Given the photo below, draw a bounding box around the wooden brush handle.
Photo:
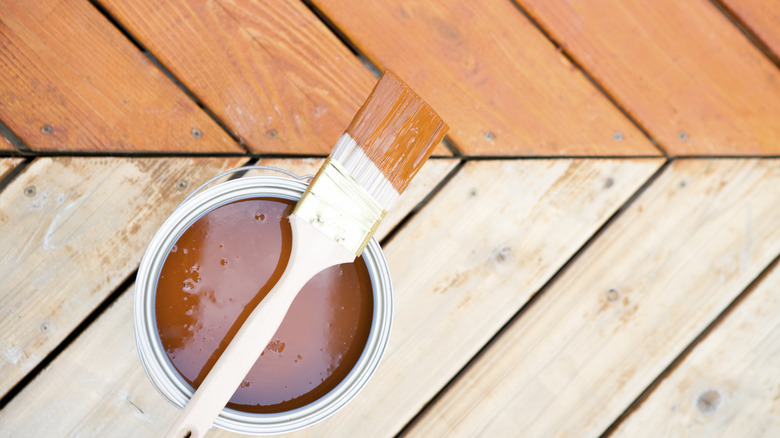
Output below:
[163,214,356,438]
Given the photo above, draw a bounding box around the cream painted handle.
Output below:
[163,214,356,438]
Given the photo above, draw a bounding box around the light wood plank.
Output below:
[613,262,780,437]
[720,0,780,63]
[0,159,661,437]
[0,157,247,397]
[0,132,15,151]
[409,159,780,437]
[0,0,239,152]
[0,288,174,437]
[0,157,460,437]
[250,157,459,240]
[283,158,663,436]
[0,158,22,179]
[516,0,780,155]
[310,0,659,156]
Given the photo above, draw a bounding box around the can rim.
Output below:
[134,172,393,434]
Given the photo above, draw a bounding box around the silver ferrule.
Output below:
[293,158,387,255]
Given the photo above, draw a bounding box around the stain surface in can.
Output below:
[155,197,374,413]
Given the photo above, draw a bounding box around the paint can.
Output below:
[134,166,393,434]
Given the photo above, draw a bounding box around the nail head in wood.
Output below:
[696,389,721,414]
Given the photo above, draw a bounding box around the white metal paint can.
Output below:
[134,166,392,434]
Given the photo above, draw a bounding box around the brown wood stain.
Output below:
[155,197,373,413]
[346,71,447,193]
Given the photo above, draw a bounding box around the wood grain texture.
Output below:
[0,287,175,438]
[0,157,247,398]
[215,0,450,157]
[613,262,780,437]
[98,0,447,156]
[0,158,22,179]
[0,158,459,437]
[251,157,459,240]
[0,0,239,152]
[408,159,780,437]
[719,0,780,63]
[516,0,780,155]
[280,158,662,437]
[0,132,15,151]
[309,0,659,156]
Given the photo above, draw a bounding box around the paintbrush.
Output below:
[164,70,448,438]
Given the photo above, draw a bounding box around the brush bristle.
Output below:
[330,133,400,209]
[342,70,448,196]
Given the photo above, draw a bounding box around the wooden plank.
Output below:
[0,130,15,151]
[408,159,780,437]
[282,158,663,436]
[0,156,247,398]
[719,0,780,63]
[0,0,239,152]
[515,0,780,156]
[613,262,780,437]
[217,0,449,158]
[0,158,22,180]
[0,288,174,437]
[249,157,459,240]
[0,158,462,437]
[97,0,445,156]
[214,0,451,157]
[0,159,661,437]
[309,0,659,156]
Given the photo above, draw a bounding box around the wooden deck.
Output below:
[1,0,779,436]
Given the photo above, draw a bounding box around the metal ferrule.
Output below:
[293,158,387,255]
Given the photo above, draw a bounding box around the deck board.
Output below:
[0,158,459,437]
[0,287,170,437]
[310,0,659,156]
[285,158,663,436]
[97,0,449,155]
[0,0,239,152]
[0,136,15,151]
[408,159,780,437]
[0,159,660,437]
[0,157,247,398]
[719,0,780,62]
[613,262,780,437]
[515,0,780,156]
[0,0,776,435]
[0,158,22,179]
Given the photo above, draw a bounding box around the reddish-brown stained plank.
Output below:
[0,158,22,178]
[719,0,780,63]
[215,0,451,156]
[309,0,658,156]
[99,0,447,156]
[0,131,15,151]
[515,0,780,155]
[0,0,239,152]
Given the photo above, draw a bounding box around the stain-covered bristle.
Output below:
[344,71,448,194]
